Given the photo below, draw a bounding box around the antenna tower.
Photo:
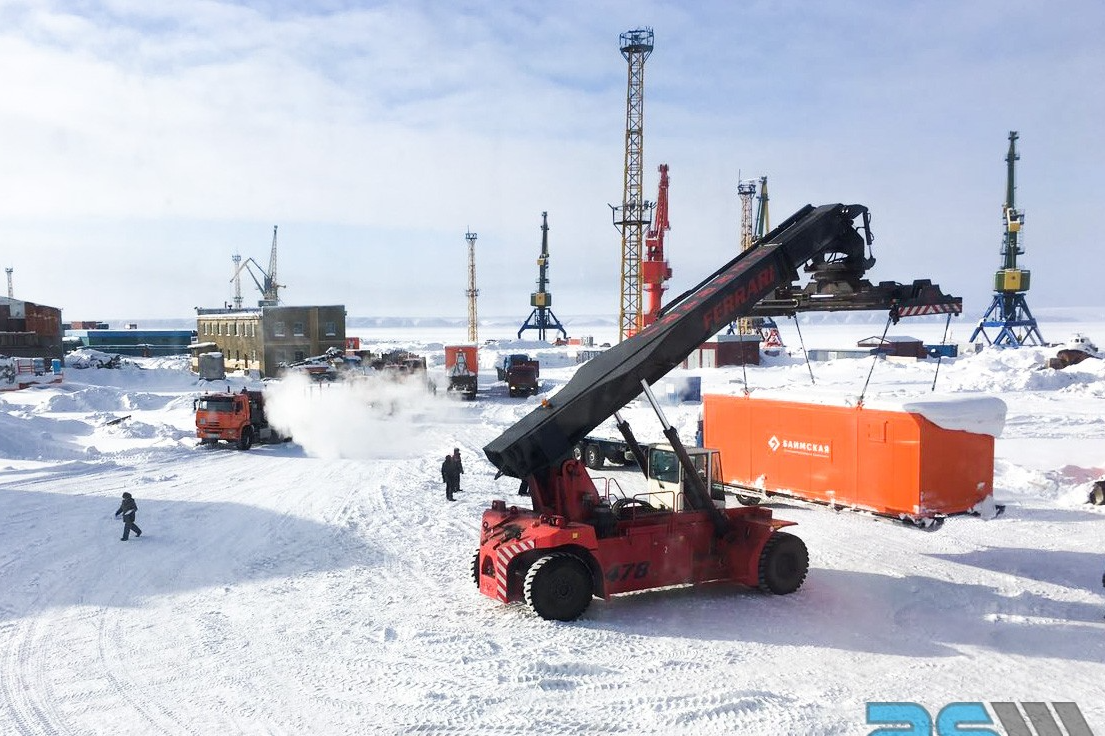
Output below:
[969,131,1044,347]
[465,230,479,343]
[611,27,654,342]
[231,253,243,309]
[4,267,12,298]
[518,212,567,341]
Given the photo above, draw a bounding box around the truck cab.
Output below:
[195,388,284,450]
[642,444,726,511]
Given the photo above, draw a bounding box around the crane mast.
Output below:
[640,164,672,330]
[518,212,567,341]
[612,28,654,342]
[265,225,280,305]
[466,231,479,343]
[228,226,283,308]
[734,178,759,336]
[231,253,243,309]
[969,131,1044,346]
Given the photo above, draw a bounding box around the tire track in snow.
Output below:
[1,611,64,736]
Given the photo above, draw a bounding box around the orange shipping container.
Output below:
[702,392,1007,522]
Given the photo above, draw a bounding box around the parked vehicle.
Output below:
[445,345,478,399]
[496,354,540,397]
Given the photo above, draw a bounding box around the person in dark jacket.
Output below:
[115,491,142,541]
[441,455,458,501]
[452,448,464,492]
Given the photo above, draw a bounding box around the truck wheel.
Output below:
[735,493,762,506]
[471,551,481,587]
[584,444,603,470]
[237,427,254,451]
[524,553,593,621]
[757,532,808,595]
[572,445,583,462]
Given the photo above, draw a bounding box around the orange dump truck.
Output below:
[444,345,478,399]
[702,391,1007,526]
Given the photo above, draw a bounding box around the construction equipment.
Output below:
[640,164,672,331]
[445,345,478,399]
[496,354,540,398]
[195,388,287,450]
[230,226,283,307]
[612,28,655,342]
[970,131,1045,346]
[474,203,962,621]
[517,212,568,342]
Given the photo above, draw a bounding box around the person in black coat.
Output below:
[452,448,464,492]
[441,455,459,501]
[115,491,142,541]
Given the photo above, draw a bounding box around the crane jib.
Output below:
[655,262,779,335]
[483,203,868,480]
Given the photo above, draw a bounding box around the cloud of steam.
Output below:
[262,372,459,460]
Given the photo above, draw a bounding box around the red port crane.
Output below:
[640,164,672,331]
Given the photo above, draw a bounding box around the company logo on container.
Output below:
[768,435,831,458]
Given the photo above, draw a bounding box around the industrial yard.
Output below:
[2,318,1104,734]
[2,3,1104,735]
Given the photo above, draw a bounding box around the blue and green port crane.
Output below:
[518,212,568,341]
[970,131,1045,346]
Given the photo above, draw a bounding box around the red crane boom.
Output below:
[640,164,672,330]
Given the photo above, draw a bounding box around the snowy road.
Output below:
[1,339,1104,735]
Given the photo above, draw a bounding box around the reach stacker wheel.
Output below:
[757,532,809,595]
[523,553,593,621]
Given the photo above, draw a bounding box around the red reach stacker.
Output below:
[475,203,963,620]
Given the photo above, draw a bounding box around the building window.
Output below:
[294,350,305,361]
[293,322,305,337]
[233,323,239,337]
[274,321,285,337]
[325,321,336,336]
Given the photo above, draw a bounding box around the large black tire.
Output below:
[584,444,604,470]
[757,532,808,595]
[523,553,593,621]
[471,551,481,587]
[236,426,254,451]
[572,445,584,462]
[735,493,762,506]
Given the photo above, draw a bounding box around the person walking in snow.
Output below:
[441,454,458,501]
[452,448,464,492]
[115,491,142,541]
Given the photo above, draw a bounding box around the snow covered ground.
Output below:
[1,318,1103,735]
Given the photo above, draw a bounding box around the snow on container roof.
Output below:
[741,387,1008,438]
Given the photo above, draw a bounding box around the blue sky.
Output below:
[1,0,1102,323]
